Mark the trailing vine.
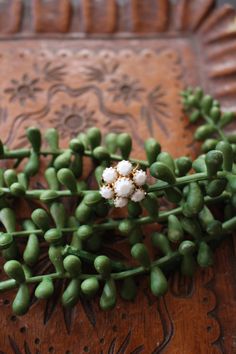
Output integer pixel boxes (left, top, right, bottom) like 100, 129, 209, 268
0, 87, 235, 315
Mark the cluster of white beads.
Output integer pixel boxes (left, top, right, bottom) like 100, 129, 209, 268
100, 160, 147, 208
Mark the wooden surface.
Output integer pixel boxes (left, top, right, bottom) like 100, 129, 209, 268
0, 1, 236, 353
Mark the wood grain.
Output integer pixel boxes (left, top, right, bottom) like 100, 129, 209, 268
0, 1, 235, 353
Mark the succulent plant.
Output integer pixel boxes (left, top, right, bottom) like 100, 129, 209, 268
0, 87, 235, 316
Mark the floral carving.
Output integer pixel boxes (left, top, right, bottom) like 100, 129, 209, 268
8, 335, 33, 354
108, 331, 138, 354
83, 61, 119, 83
82, 61, 170, 136
42, 62, 67, 83
4, 74, 42, 106
0, 107, 7, 124
107, 74, 145, 105
50, 103, 97, 138
141, 85, 170, 137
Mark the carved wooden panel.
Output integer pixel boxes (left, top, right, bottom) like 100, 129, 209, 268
0, 1, 236, 353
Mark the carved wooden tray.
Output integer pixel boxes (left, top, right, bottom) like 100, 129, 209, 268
0, 1, 236, 353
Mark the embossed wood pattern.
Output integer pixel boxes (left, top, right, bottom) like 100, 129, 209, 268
0, 1, 235, 353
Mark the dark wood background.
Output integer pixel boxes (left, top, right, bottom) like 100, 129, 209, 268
0, 1, 235, 353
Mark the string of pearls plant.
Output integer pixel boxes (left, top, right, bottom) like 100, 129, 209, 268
0, 87, 236, 316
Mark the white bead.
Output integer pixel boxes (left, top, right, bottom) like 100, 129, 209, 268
102, 167, 117, 184
131, 188, 146, 202
117, 160, 133, 176
133, 170, 147, 186
114, 197, 128, 208
100, 185, 114, 199
114, 177, 134, 197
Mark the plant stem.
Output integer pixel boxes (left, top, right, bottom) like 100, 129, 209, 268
202, 111, 227, 142
63, 246, 128, 272
6, 193, 230, 239
0, 171, 228, 202
148, 171, 227, 193
0, 252, 180, 291
1, 213, 235, 293
112, 251, 181, 279
84, 150, 149, 167
3, 148, 149, 167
